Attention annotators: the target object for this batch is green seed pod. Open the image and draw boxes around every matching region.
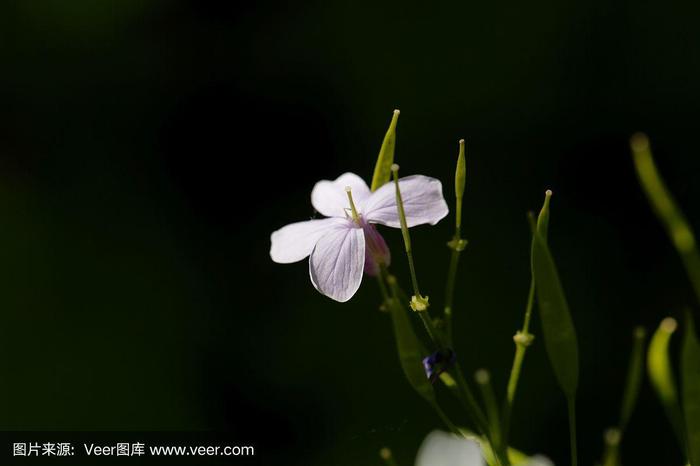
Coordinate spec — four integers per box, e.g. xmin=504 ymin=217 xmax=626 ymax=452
xmin=370 ymin=110 xmax=400 ymax=192
xmin=455 ymin=139 xmax=466 ymax=231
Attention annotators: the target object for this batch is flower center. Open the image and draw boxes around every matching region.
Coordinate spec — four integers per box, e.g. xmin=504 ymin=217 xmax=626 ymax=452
xmin=344 ymin=186 xmax=360 ymax=222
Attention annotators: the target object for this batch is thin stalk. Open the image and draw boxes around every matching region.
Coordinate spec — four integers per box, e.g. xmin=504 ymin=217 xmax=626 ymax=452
xmin=503 ymin=279 xmax=535 ymax=441
xmin=568 ymin=399 xmax=578 ymax=466
xmin=385 ymin=163 xmax=502 ymax=461
xmin=381 ymin=268 xmax=463 ymax=438
xmin=476 ymin=369 xmax=506 ymax=462
xmin=391 ymin=164 xmax=425 ymax=304
xmin=413 ymin=304 xmax=489 ymax=435
xmin=454 ymin=365 xmax=509 ymax=466
xmin=504 ymin=204 xmax=547 ymax=444
xmin=415 ymin=306 xmax=489 ymax=440
xmin=506 ymin=280 xmax=535 ymax=400
xmin=520 ymin=279 xmax=536 ymax=335
xmin=434 ymin=403 xmax=461 ymax=436
xmin=416 ymin=309 xmax=444 ymax=348
xmin=452 ymin=363 xmax=491 ymax=438
xmin=377 ymin=275 xmax=390 ymax=307
xmin=444 ymin=243 xmax=462 ymax=344
xmin=383 ymin=267 xmax=489 ymax=439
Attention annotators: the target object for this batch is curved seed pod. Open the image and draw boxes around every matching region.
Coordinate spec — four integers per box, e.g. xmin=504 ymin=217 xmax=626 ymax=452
xmin=648 ymin=317 xmax=685 ymax=451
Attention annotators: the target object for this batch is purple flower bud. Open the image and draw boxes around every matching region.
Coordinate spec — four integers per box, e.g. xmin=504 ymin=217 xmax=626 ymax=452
xmin=360 ymin=220 xmax=391 ymax=276
xmin=422 ymin=348 xmax=457 ymax=384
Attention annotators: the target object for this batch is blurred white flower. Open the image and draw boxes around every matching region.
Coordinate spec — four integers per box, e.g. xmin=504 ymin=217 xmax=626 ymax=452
xmin=415 ymin=430 xmax=554 ymax=466
xmin=415 ymin=430 xmax=484 ymax=466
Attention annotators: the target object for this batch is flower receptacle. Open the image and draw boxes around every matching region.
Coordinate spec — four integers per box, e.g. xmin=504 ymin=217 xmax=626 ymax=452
xmin=410 ymin=294 xmax=430 ymax=312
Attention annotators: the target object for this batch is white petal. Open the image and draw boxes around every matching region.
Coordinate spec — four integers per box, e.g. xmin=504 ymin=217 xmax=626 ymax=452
xmin=270 ymin=218 xmax=345 ymax=264
xmin=309 ymin=222 xmax=365 ymax=302
xmin=362 ymin=175 xmax=449 ymax=228
xmin=416 ymin=431 xmax=485 ymax=466
xmin=311 ymin=172 xmax=371 ymax=218
xmin=521 ymin=455 xmax=554 ymax=466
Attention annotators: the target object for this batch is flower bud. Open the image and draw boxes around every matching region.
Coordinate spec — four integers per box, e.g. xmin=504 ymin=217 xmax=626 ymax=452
xmin=422 ymin=348 xmax=456 ymax=384
xmin=361 ymin=221 xmax=391 ymax=276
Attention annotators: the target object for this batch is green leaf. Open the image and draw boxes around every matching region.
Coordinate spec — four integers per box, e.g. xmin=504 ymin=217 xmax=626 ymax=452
xmin=387 ymin=294 xmax=435 ymax=404
xmin=531 ymin=222 xmax=579 ymax=400
xmin=682 ymin=312 xmax=700 ymax=466
xmin=383 ymin=274 xmax=462 ymax=435
xmin=370 ymin=110 xmax=400 ymax=191
xmin=530 ymin=200 xmax=579 ymax=466
xmin=647 ymin=317 xmax=686 ymax=450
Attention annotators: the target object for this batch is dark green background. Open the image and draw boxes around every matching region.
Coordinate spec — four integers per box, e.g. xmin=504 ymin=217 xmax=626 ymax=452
xmin=2 ymin=0 xmax=699 ymax=464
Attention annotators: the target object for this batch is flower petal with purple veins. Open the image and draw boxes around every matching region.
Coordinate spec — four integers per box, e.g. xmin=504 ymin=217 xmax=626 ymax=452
xmin=311 ymin=172 xmax=371 ymax=218
xmin=309 ymin=221 xmax=365 ymax=302
xmin=270 ymin=217 xmax=348 ymax=264
xmin=361 ymin=175 xmax=449 ymax=228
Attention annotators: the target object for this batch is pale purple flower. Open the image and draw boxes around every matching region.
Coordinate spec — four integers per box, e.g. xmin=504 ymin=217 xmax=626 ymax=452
xmin=270 ymin=172 xmax=448 ymax=302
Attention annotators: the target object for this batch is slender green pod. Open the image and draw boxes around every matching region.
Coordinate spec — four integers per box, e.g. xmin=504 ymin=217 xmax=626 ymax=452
xmin=370 ymin=110 xmax=400 ymax=191
xmin=648 ymin=317 xmax=686 ymax=451
xmin=631 ymin=133 xmax=700 ymax=305
xmin=619 ymin=326 xmax=647 ymax=431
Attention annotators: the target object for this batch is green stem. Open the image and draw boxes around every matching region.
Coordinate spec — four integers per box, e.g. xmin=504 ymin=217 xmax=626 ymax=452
xmin=377 ymin=275 xmax=390 ymax=306
xmin=416 ymin=309 xmax=445 ymax=349
xmin=521 ymin=279 xmax=536 ymax=335
xmin=380 ymin=268 xmax=463 ymax=438
xmin=506 ymin=280 xmax=535 ymax=400
xmin=382 ymin=267 xmax=489 ymax=441
xmin=391 ymin=165 xmax=423 ymax=299
xmin=502 ymin=279 xmax=535 ymax=443
xmin=433 ymin=402 xmax=462 ymax=437
xmin=415 ymin=302 xmax=491 ymax=442
xmin=568 ymin=398 xmax=578 ymax=466
xmin=415 ymin=310 xmax=491 ymax=439
xmin=476 ymin=370 xmax=505 ymax=463
xmin=453 ymin=363 xmax=490 ymax=438
xmin=444 ymin=238 xmax=462 ymax=344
